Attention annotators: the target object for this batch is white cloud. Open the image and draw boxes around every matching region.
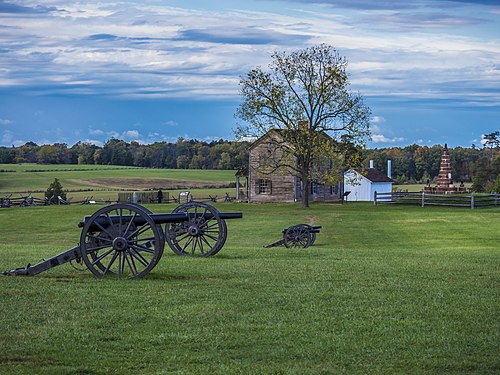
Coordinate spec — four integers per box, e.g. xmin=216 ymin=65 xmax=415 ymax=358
xmin=370 ymin=116 xmax=385 ymax=124
xmin=2 ymin=130 xmax=13 ymax=143
xmin=84 ymin=139 xmax=104 ymax=147
xmin=162 ymin=120 xmax=178 ymax=127
xmin=237 ymin=135 xmax=258 ymax=142
xmin=12 ymin=139 xmax=26 ymax=147
xmin=122 ymin=130 xmax=140 ymax=139
xmin=0 ymin=118 xmax=12 ymax=125
xmin=371 ymin=134 xmax=405 ymax=143
xmin=0 ymin=0 xmax=498 ymax=108
xmin=89 ymin=128 xmax=105 ymax=135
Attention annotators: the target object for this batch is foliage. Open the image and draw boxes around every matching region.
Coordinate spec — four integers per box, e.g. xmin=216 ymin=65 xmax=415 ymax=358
xmin=486 ymin=174 xmax=500 ymax=193
xmin=0 ymin=203 xmax=498 ymax=374
xmin=44 ymin=178 xmax=66 ymax=203
xmin=363 ymin=144 xmax=499 ymax=187
xmin=482 ymin=131 xmax=500 ymax=148
xmin=0 ymin=139 xmax=249 ymax=171
xmin=236 ymin=44 xmax=371 ymax=207
xmin=472 ymin=152 xmax=500 ymax=192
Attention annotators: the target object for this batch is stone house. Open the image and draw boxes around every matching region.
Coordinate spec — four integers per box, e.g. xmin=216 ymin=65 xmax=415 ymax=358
xmin=243 ymin=129 xmax=342 ymax=203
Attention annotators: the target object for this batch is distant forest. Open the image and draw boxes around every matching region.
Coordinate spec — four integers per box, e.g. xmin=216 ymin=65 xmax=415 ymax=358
xmin=0 ymin=138 xmax=499 ymax=192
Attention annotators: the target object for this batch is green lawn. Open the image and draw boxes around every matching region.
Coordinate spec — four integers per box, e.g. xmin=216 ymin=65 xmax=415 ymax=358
xmin=0 ymin=202 xmax=498 ymax=374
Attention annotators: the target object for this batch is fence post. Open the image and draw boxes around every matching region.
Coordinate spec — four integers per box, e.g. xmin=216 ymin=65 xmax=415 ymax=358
xmin=471 ymin=191 xmax=474 ymax=209
xmin=422 ymin=191 xmax=425 ymax=208
xmin=374 ymin=191 xmax=377 ymax=206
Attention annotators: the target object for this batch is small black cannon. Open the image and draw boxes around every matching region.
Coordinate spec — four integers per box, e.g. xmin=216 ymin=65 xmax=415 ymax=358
xmin=264 ymin=224 xmax=321 ymax=249
xmin=2 ymin=202 xmax=242 ymax=278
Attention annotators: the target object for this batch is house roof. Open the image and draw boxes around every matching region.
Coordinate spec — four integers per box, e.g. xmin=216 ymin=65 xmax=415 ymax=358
xmin=248 ymin=129 xmax=283 ymax=151
xmin=351 ymin=168 xmax=393 ymax=183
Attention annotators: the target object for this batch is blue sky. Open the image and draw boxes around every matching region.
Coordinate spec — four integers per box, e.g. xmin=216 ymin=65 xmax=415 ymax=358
xmin=0 ymin=0 xmax=499 ymax=148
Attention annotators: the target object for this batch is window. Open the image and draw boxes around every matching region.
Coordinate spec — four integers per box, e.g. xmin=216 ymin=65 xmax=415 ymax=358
xmin=311 ymin=182 xmax=318 ymax=195
xmin=256 ymin=179 xmax=272 ymax=194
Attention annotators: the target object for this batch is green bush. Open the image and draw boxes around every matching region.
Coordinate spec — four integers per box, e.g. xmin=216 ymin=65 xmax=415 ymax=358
xmin=44 ymin=178 xmax=66 ymax=204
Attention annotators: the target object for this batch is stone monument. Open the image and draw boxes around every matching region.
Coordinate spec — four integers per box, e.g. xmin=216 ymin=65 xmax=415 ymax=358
xmin=423 ymin=144 xmax=467 ymax=194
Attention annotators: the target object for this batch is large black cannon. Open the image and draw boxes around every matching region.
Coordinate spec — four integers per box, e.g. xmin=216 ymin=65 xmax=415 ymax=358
xmin=2 ymin=202 xmax=242 ymax=278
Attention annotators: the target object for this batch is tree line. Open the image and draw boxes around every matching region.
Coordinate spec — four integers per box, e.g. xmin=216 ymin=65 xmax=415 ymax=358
xmin=362 ymin=142 xmax=499 ymax=193
xmin=0 ymin=138 xmax=249 ymax=171
xmin=0 ymin=138 xmax=498 ymax=192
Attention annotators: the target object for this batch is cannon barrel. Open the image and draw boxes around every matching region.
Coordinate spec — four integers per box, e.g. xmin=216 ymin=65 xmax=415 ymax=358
xmin=78 ymin=211 xmax=243 ymax=230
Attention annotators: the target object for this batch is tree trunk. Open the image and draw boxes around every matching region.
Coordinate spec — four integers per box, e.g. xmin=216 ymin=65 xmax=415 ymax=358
xmin=301 ymin=175 xmax=310 ymax=208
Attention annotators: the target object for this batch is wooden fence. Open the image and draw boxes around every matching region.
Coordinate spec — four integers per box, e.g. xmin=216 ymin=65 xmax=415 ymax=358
xmin=374 ymin=191 xmax=500 ymax=209
xmin=117 ymin=191 xmax=169 ymax=204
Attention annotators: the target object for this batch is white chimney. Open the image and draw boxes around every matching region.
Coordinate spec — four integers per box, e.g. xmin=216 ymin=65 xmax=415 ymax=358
xmin=369 ymin=160 xmax=374 ymax=169
xmin=387 ymin=160 xmax=392 ymax=178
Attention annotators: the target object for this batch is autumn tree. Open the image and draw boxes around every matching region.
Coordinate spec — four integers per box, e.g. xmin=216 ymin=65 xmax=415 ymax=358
xmin=236 ymin=44 xmax=371 ymax=207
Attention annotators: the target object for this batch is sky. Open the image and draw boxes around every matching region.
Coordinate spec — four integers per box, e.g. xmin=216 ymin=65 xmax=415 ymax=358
xmin=0 ymin=0 xmax=499 ymax=149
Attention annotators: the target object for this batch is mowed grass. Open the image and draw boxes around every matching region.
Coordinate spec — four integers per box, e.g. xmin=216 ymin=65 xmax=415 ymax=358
xmin=0 ymin=202 xmax=498 ymax=374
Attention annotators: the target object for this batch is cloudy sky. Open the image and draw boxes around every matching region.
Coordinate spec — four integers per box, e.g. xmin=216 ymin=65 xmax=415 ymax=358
xmin=0 ymin=0 xmax=499 ymax=148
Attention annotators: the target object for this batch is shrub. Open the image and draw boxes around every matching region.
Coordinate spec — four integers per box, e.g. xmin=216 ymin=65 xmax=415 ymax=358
xmin=45 ymin=178 xmax=67 ymax=204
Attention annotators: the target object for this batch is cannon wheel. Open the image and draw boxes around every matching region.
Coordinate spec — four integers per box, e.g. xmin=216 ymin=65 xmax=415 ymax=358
xmin=283 ymin=224 xmax=313 ymax=249
xmin=165 ymin=202 xmax=227 ymax=256
xmin=80 ymin=203 xmax=164 ymax=278
xmin=304 ymin=224 xmax=317 ymax=246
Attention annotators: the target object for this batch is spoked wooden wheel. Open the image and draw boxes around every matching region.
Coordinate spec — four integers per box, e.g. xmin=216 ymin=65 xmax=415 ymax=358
xmin=165 ymin=202 xmax=227 ymax=256
xmin=304 ymin=224 xmax=317 ymax=246
xmin=80 ymin=203 xmax=164 ymax=278
xmin=283 ymin=224 xmax=312 ymax=249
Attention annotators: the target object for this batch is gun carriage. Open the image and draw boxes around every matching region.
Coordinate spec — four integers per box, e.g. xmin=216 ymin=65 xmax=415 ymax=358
xmin=264 ymin=224 xmax=321 ymax=249
xmin=2 ymin=202 xmax=242 ymax=278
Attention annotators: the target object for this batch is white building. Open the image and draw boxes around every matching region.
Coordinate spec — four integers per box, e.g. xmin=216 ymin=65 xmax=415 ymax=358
xmin=344 ymin=160 xmax=393 ymax=201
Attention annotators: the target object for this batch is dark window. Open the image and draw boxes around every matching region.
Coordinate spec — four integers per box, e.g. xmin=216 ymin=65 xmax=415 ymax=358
xmin=311 ymin=182 xmax=318 ymax=195
xmin=258 ymin=179 xmax=272 ymax=194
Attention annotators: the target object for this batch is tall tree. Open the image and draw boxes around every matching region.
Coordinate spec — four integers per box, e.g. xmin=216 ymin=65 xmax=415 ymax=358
xmin=236 ymin=44 xmax=371 ymax=207
xmin=483 ymin=131 xmax=500 ymax=149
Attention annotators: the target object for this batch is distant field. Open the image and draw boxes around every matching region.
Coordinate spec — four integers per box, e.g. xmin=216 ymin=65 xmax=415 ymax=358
xmin=0 ymin=202 xmax=498 ymax=374
xmin=394 ymin=183 xmax=473 ymax=193
xmin=0 ymin=164 xmax=236 ymax=202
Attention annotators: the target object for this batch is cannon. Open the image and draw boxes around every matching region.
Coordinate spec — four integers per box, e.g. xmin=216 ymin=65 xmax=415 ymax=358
xmin=2 ymin=202 xmax=242 ymax=278
xmin=264 ymin=224 xmax=321 ymax=249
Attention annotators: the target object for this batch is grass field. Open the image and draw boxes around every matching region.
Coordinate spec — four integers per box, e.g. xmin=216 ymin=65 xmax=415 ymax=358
xmin=0 ymin=164 xmax=236 ymax=202
xmin=0 ymin=201 xmax=498 ymax=374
